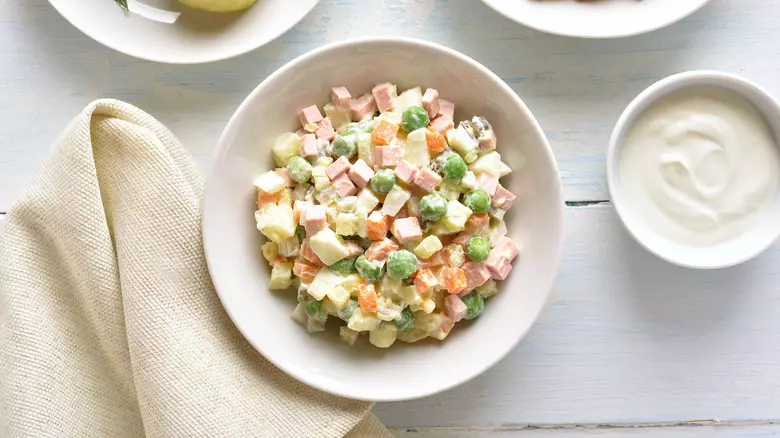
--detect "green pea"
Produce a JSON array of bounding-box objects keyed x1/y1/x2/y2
[
  {"x1": 466, "y1": 236, "x2": 491, "y2": 263},
  {"x1": 303, "y1": 300, "x2": 324, "y2": 319},
  {"x1": 386, "y1": 250, "x2": 418, "y2": 280},
  {"x1": 296, "y1": 225, "x2": 306, "y2": 242},
  {"x1": 332, "y1": 135, "x2": 357, "y2": 158},
  {"x1": 462, "y1": 292, "x2": 485, "y2": 320},
  {"x1": 338, "y1": 299, "x2": 359, "y2": 322},
  {"x1": 330, "y1": 258, "x2": 355, "y2": 276},
  {"x1": 354, "y1": 254, "x2": 384, "y2": 283},
  {"x1": 441, "y1": 154, "x2": 467, "y2": 182},
  {"x1": 463, "y1": 188, "x2": 491, "y2": 214},
  {"x1": 394, "y1": 308, "x2": 415, "y2": 332},
  {"x1": 419, "y1": 193, "x2": 448, "y2": 221},
  {"x1": 401, "y1": 105, "x2": 430, "y2": 133},
  {"x1": 370, "y1": 169, "x2": 396, "y2": 194},
  {"x1": 287, "y1": 156, "x2": 312, "y2": 183}
]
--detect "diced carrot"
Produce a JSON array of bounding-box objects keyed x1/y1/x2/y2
[
  {"x1": 274, "y1": 256, "x2": 290, "y2": 265},
  {"x1": 358, "y1": 283, "x2": 378, "y2": 313},
  {"x1": 256, "y1": 188, "x2": 279, "y2": 207},
  {"x1": 372, "y1": 119, "x2": 399, "y2": 146},
  {"x1": 293, "y1": 259, "x2": 320, "y2": 282},
  {"x1": 366, "y1": 238, "x2": 399, "y2": 262},
  {"x1": 366, "y1": 212, "x2": 390, "y2": 241},
  {"x1": 414, "y1": 268, "x2": 439, "y2": 294},
  {"x1": 425, "y1": 127, "x2": 448, "y2": 155},
  {"x1": 466, "y1": 213, "x2": 490, "y2": 233},
  {"x1": 441, "y1": 267, "x2": 467, "y2": 295}
]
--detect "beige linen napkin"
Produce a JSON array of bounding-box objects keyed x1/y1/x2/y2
[{"x1": 0, "y1": 99, "x2": 391, "y2": 438}]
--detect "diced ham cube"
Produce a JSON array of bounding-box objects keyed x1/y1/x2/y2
[
  {"x1": 375, "y1": 145, "x2": 402, "y2": 167},
  {"x1": 344, "y1": 240, "x2": 364, "y2": 258},
  {"x1": 332, "y1": 173, "x2": 357, "y2": 197},
  {"x1": 461, "y1": 261, "x2": 491, "y2": 291},
  {"x1": 444, "y1": 294, "x2": 468, "y2": 322},
  {"x1": 485, "y1": 248, "x2": 512, "y2": 280},
  {"x1": 298, "y1": 105, "x2": 323, "y2": 127},
  {"x1": 492, "y1": 185, "x2": 516, "y2": 210},
  {"x1": 315, "y1": 117, "x2": 336, "y2": 141},
  {"x1": 394, "y1": 160, "x2": 418, "y2": 185},
  {"x1": 479, "y1": 131, "x2": 497, "y2": 151},
  {"x1": 452, "y1": 232, "x2": 473, "y2": 247},
  {"x1": 295, "y1": 128, "x2": 307, "y2": 139},
  {"x1": 366, "y1": 238, "x2": 399, "y2": 262},
  {"x1": 351, "y1": 93, "x2": 377, "y2": 121},
  {"x1": 391, "y1": 217, "x2": 422, "y2": 243},
  {"x1": 302, "y1": 205, "x2": 327, "y2": 235},
  {"x1": 331, "y1": 86, "x2": 352, "y2": 111},
  {"x1": 414, "y1": 167, "x2": 442, "y2": 193},
  {"x1": 299, "y1": 133, "x2": 318, "y2": 158},
  {"x1": 326, "y1": 156, "x2": 352, "y2": 179},
  {"x1": 429, "y1": 116, "x2": 454, "y2": 135},
  {"x1": 421, "y1": 88, "x2": 440, "y2": 120},
  {"x1": 275, "y1": 168, "x2": 295, "y2": 187},
  {"x1": 372, "y1": 82, "x2": 395, "y2": 113},
  {"x1": 348, "y1": 159, "x2": 375, "y2": 188},
  {"x1": 293, "y1": 259, "x2": 320, "y2": 282},
  {"x1": 300, "y1": 239, "x2": 325, "y2": 266},
  {"x1": 493, "y1": 236, "x2": 520, "y2": 262},
  {"x1": 437, "y1": 99, "x2": 455, "y2": 120},
  {"x1": 475, "y1": 172, "x2": 499, "y2": 196}
]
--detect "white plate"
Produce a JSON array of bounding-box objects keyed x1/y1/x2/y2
[
  {"x1": 202, "y1": 38, "x2": 564, "y2": 401},
  {"x1": 47, "y1": 0, "x2": 319, "y2": 64},
  {"x1": 481, "y1": 0, "x2": 711, "y2": 38}
]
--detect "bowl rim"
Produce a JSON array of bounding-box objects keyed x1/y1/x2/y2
[
  {"x1": 203, "y1": 37, "x2": 564, "y2": 401},
  {"x1": 46, "y1": 0, "x2": 320, "y2": 64},
  {"x1": 607, "y1": 70, "x2": 780, "y2": 270}
]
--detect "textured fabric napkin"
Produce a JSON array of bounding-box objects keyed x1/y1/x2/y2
[{"x1": 0, "y1": 99, "x2": 391, "y2": 437}]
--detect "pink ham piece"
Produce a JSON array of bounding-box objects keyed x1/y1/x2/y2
[
  {"x1": 479, "y1": 131, "x2": 497, "y2": 151},
  {"x1": 414, "y1": 166, "x2": 441, "y2": 193},
  {"x1": 351, "y1": 93, "x2": 377, "y2": 121},
  {"x1": 344, "y1": 240, "x2": 364, "y2": 258},
  {"x1": 393, "y1": 159, "x2": 418, "y2": 185},
  {"x1": 492, "y1": 185, "x2": 516, "y2": 210},
  {"x1": 444, "y1": 294, "x2": 468, "y2": 322},
  {"x1": 274, "y1": 168, "x2": 295, "y2": 187},
  {"x1": 493, "y1": 236, "x2": 520, "y2": 262},
  {"x1": 452, "y1": 232, "x2": 473, "y2": 247},
  {"x1": 298, "y1": 105, "x2": 323, "y2": 127},
  {"x1": 374, "y1": 145, "x2": 402, "y2": 167},
  {"x1": 391, "y1": 217, "x2": 422, "y2": 243},
  {"x1": 372, "y1": 83, "x2": 395, "y2": 113},
  {"x1": 421, "y1": 88, "x2": 440, "y2": 120},
  {"x1": 348, "y1": 159, "x2": 375, "y2": 188},
  {"x1": 461, "y1": 261, "x2": 491, "y2": 291},
  {"x1": 331, "y1": 86, "x2": 352, "y2": 111},
  {"x1": 332, "y1": 173, "x2": 357, "y2": 197},
  {"x1": 295, "y1": 128, "x2": 307, "y2": 139},
  {"x1": 438, "y1": 99, "x2": 455, "y2": 120},
  {"x1": 429, "y1": 116, "x2": 454, "y2": 135},
  {"x1": 315, "y1": 117, "x2": 336, "y2": 141},
  {"x1": 299, "y1": 133, "x2": 318, "y2": 158},
  {"x1": 475, "y1": 172, "x2": 499, "y2": 196},
  {"x1": 326, "y1": 156, "x2": 352, "y2": 180},
  {"x1": 302, "y1": 205, "x2": 327, "y2": 236}
]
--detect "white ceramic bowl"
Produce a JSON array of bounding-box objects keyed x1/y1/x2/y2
[
  {"x1": 480, "y1": 0, "x2": 711, "y2": 38},
  {"x1": 608, "y1": 71, "x2": 780, "y2": 269},
  {"x1": 48, "y1": 0, "x2": 319, "y2": 64},
  {"x1": 203, "y1": 38, "x2": 564, "y2": 401}
]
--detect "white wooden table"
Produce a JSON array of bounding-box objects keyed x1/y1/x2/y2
[{"x1": 2, "y1": 0, "x2": 780, "y2": 436}]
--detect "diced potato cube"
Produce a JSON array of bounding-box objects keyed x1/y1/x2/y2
[
  {"x1": 376, "y1": 111, "x2": 402, "y2": 127},
  {"x1": 445, "y1": 244, "x2": 466, "y2": 268},
  {"x1": 272, "y1": 132, "x2": 301, "y2": 167},
  {"x1": 446, "y1": 125, "x2": 478, "y2": 157},
  {"x1": 261, "y1": 241, "x2": 279, "y2": 262},
  {"x1": 476, "y1": 279, "x2": 499, "y2": 299},
  {"x1": 309, "y1": 228, "x2": 349, "y2": 266},
  {"x1": 340, "y1": 326, "x2": 360, "y2": 346},
  {"x1": 421, "y1": 298, "x2": 436, "y2": 314},
  {"x1": 470, "y1": 151, "x2": 512, "y2": 177},
  {"x1": 307, "y1": 317, "x2": 326, "y2": 333},
  {"x1": 255, "y1": 203, "x2": 296, "y2": 243},
  {"x1": 356, "y1": 188, "x2": 380, "y2": 213},
  {"x1": 369, "y1": 323, "x2": 398, "y2": 348},
  {"x1": 253, "y1": 170, "x2": 286, "y2": 194},
  {"x1": 324, "y1": 103, "x2": 351, "y2": 131},
  {"x1": 379, "y1": 275, "x2": 404, "y2": 301},
  {"x1": 357, "y1": 133, "x2": 375, "y2": 168},
  {"x1": 397, "y1": 327, "x2": 429, "y2": 343},
  {"x1": 311, "y1": 166, "x2": 330, "y2": 190},
  {"x1": 393, "y1": 87, "x2": 423, "y2": 114},
  {"x1": 292, "y1": 183, "x2": 312, "y2": 202},
  {"x1": 382, "y1": 185, "x2": 412, "y2": 216},
  {"x1": 414, "y1": 235, "x2": 443, "y2": 259},
  {"x1": 403, "y1": 128, "x2": 430, "y2": 166},
  {"x1": 414, "y1": 311, "x2": 446, "y2": 333},
  {"x1": 316, "y1": 156, "x2": 334, "y2": 167},
  {"x1": 291, "y1": 303, "x2": 308, "y2": 326},
  {"x1": 278, "y1": 237, "x2": 300, "y2": 258},
  {"x1": 335, "y1": 213, "x2": 360, "y2": 236},
  {"x1": 376, "y1": 297, "x2": 403, "y2": 322},
  {"x1": 277, "y1": 188, "x2": 293, "y2": 207},
  {"x1": 327, "y1": 285, "x2": 351, "y2": 310},
  {"x1": 309, "y1": 268, "x2": 343, "y2": 300},
  {"x1": 489, "y1": 219, "x2": 508, "y2": 246},
  {"x1": 348, "y1": 308, "x2": 381, "y2": 332},
  {"x1": 356, "y1": 211, "x2": 368, "y2": 238},
  {"x1": 269, "y1": 262, "x2": 293, "y2": 290},
  {"x1": 442, "y1": 200, "x2": 472, "y2": 232},
  {"x1": 461, "y1": 171, "x2": 476, "y2": 189},
  {"x1": 402, "y1": 285, "x2": 423, "y2": 310},
  {"x1": 340, "y1": 274, "x2": 361, "y2": 294},
  {"x1": 336, "y1": 196, "x2": 358, "y2": 212}
]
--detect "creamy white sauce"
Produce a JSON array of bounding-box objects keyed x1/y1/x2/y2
[{"x1": 618, "y1": 86, "x2": 780, "y2": 247}]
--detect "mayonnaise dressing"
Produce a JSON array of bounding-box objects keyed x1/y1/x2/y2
[{"x1": 618, "y1": 86, "x2": 780, "y2": 247}]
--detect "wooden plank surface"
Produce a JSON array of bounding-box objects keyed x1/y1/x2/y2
[{"x1": 2, "y1": 0, "x2": 780, "y2": 209}]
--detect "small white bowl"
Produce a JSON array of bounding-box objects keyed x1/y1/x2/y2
[
  {"x1": 607, "y1": 71, "x2": 780, "y2": 269},
  {"x1": 48, "y1": 0, "x2": 319, "y2": 64},
  {"x1": 203, "y1": 38, "x2": 564, "y2": 401}
]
